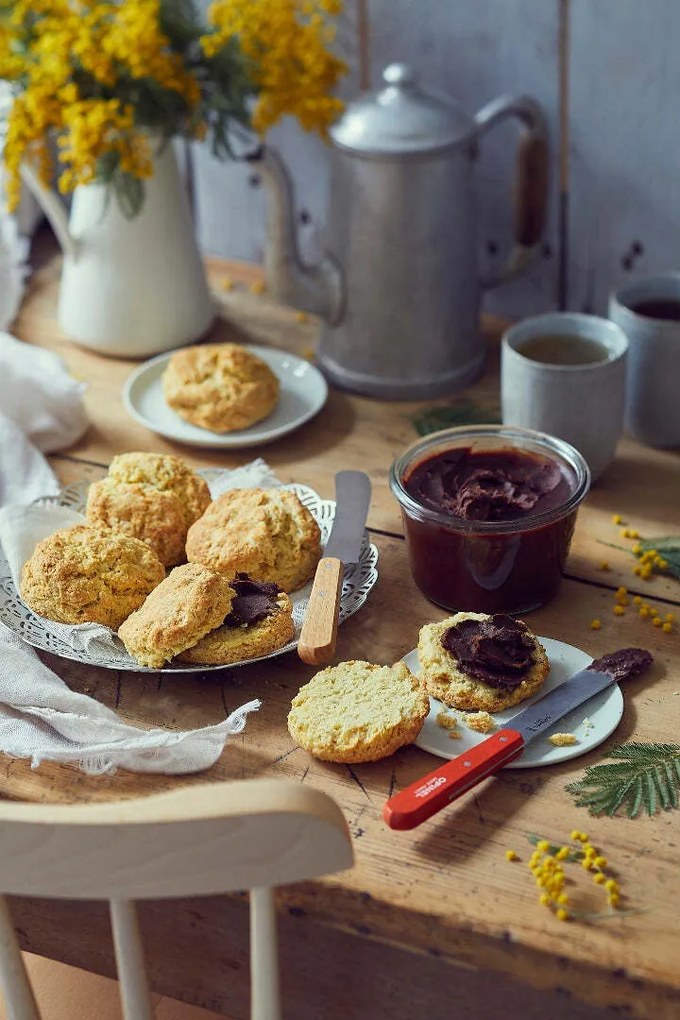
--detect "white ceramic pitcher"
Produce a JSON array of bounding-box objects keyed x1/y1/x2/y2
[{"x1": 21, "y1": 143, "x2": 215, "y2": 358}]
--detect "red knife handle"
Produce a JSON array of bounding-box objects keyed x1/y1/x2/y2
[{"x1": 383, "y1": 728, "x2": 525, "y2": 830}]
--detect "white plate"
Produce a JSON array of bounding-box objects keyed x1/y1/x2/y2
[
  {"x1": 122, "y1": 345, "x2": 328, "y2": 448},
  {"x1": 407, "y1": 636, "x2": 624, "y2": 768},
  {"x1": 0, "y1": 475, "x2": 378, "y2": 673}
]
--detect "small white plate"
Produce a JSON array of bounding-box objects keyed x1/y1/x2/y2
[
  {"x1": 407, "y1": 636, "x2": 624, "y2": 768},
  {"x1": 122, "y1": 345, "x2": 328, "y2": 448}
]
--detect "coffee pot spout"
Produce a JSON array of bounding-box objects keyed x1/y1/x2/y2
[{"x1": 257, "y1": 147, "x2": 343, "y2": 324}]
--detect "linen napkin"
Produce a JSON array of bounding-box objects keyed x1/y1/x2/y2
[{"x1": 0, "y1": 336, "x2": 265, "y2": 774}]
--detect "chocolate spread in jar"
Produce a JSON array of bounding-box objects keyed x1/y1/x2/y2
[
  {"x1": 405, "y1": 448, "x2": 573, "y2": 522},
  {"x1": 401, "y1": 446, "x2": 579, "y2": 614},
  {"x1": 224, "y1": 573, "x2": 281, "y2": 627},
  {"x1": 587, "y1": 647, "x2": 653, "y2": 682},
  {"x1": 441, "y1": 614, "x2": 536, "y2": 690}
]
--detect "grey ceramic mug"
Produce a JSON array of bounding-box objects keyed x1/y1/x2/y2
[
  {"x1": 609, "y1": 273, "x2": 680, "y2": 448},
  {"x1": 501, "y1": 313, "x2": 628, "y2": 481}
]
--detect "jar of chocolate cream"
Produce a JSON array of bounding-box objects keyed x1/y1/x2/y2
[{"x1": 390, "y1": 425, "x2": 590, "y2": 614}]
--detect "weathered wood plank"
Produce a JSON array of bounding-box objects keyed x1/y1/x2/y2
[{"x1": 568, "y1": 0, "x2": 680, "y2": 312}]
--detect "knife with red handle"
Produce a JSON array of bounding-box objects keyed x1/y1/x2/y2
[{"x1": 383, "y1": 647, "x2": 653, "y2": 831}]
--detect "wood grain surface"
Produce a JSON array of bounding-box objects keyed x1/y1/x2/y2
[{"x1": 5, "y1": 235, "x2": 680, "y2": 1020}]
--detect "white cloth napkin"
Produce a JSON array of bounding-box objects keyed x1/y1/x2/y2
[{"x1": 0, "y1": 337, "x2": 268, "y2": 774}]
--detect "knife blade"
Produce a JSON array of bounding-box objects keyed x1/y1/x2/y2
[
  {"x1": 383, "y1": 647, "x2": 653, "y2": 830},
  {"x1": 297, "y1": 470, "x2": 371, "y2": 665}
]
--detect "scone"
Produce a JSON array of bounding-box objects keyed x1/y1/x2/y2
[
  {"x1": 162, "y1": 343, "x2": 280, "y2": 433},
  {"x1": 118, "y1": 562, "x2": 234, "y2": 669},
  {"x1": 287, "y1": 660, "x2": 429, "y2": 763},
  {"x1": 177, "y1": 574, "x2": 295, "y2": 664},
  {"x1": 186, "y1": 488, "x2": 321, "y2": 592},
  {"x1": 107, "y1": 452, "x2": 211, "y2": 528},
  {"x1": 20, "y1": 525, "x2": 165, "y2": 629},
  {"x1": 417, "y1": 612, "x2": 549, "y2": 712},
  {"x1": 86, "y1": 480, "x2": 186, "y2": 567}
]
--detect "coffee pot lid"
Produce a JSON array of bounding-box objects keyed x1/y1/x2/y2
[{"x1": 330, "y1": 63, "x2": 474, "y2": 156}]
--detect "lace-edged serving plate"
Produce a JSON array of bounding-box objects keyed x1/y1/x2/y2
[{"x1": 0, "y1": 472, "x2": 379, "y2": 673}]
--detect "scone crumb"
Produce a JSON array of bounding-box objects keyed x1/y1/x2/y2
[
  {"x1": 436, "y1": 711, "x2": 458, "y2": 731},
  {"x1": 464, "y1": 711, "x2": 496, "y2": 734},
  {"x1": 548, "y1": 732, "x2": 578, "y2": 747}
]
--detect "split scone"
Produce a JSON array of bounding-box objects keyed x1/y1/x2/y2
[
  {"x1": 162, "y1": 343, "x2": 280, "y2": 433},
  {"x1": 20, "y1": 524, "x2": 165, "y2": 629},
  {"x1": 177, "y1": 573, "x2": 295, "y2": 665},
  {"x1": 86, "y1": 481, "x2": 186, "y2": 567},
  {"x1": 417, "y1": 612, "x2": 549, "y2": 713},
  {"x1": 106, "y1": 451, "x2": 211, "y2": 528},
  {"x1": 186, "y1": 487, "x2": 321, "y2": 592},
  {"x1": 287, "y1": 660, "x2": 429, "y2": 763},
  {"x1": 118, "y1": 562, "x2": 234, "y2": 668}
]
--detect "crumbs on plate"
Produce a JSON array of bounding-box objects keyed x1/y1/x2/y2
[
  {"x1": 464, "y1": 711, "x2": 496, "y2": 734},
  {"x1": 548, "y1": 732, "x2": 578, "y2": 747},
  {"x1": 436, "y1": 711, "x2": 462, "y2": 739}
]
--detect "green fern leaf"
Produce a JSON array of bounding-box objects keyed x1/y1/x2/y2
[
  {"x1": 565, "y1": 742, "x2": 680, "y2": 818},
  {"x1": 411, "y1": 401, "x2": 500, "y2": 436}
]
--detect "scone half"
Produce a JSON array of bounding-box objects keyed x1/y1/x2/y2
[
  {"x1": 288, "y1": 660, "x2": 429, "y2": 763},
  {"x1": 118, "y1": 563, "x2": 233, "y2": 669},
  {"x1": 418, "y1": 612, "x2": 549, "y2": 713}
]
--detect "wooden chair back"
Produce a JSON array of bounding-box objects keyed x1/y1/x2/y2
[{"x1": 0, "y1": 779, "x2": 353, "y2": 1020}]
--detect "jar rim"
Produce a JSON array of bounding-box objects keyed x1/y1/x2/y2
[{"x1": 389, "y1": 424, "x2": 591, "y2": 534}]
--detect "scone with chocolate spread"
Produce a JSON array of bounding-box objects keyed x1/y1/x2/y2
[
  {"x1": 118, "y1": 562, "x2": 234, "y2": 668},
  {"x1": 20, "y1": 524, "x2": 165, "y2": 629},
  {"x1": 186, "y1": 487, "x2": 321, "y2": 592},
  {"x1": 177, "y1": 573, "x2": 294, "y2": 665},
  {"x1": 162, "y1": 343, "x2": 280, "y2": 433},
  {"x1": 417, "y1": 612, "x2": 549, "y2": 712}
]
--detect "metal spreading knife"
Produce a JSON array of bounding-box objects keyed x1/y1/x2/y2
[
  {"x1": 383, "y1": 647, "x2": 653, "y2": 830},
  {"x1": 298, "y1": 470, "x2": 372, "y2": 666}
]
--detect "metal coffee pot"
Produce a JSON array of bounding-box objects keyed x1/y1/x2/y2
[{"x1": 259, "y1": 63, "x2": 548, "y2": 399}]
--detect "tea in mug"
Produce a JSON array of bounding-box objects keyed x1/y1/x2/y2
[
  {"x1": 517, "y1": 335, "x2": 609, "y2": 366},
  {"x1": 629, "y1": 299, "x2": 680, "y2": 321}
]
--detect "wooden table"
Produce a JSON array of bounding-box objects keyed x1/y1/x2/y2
[{"x1": 6, "y1": 235, "x2": 680, "y2": 1020}]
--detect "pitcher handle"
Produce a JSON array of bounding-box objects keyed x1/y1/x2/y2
[
  {"x1": 473, "y1": 95, "x2": 549, "y2": 289},
  {"x1": 19, "y1": 162, "x2": 76, "y2": 258}
]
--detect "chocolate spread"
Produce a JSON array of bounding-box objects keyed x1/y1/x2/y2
[
  {"x1": 441, "y1": 614, "x2": 536, "y2": 690},
  {"x1": 404, "y1": 447, "x2": 572, "y2": 523},
  {"x1": 224, "y1": 573, "x2": 281, "y2": 627},
  {"x1": 587, "y1": 647, "x2": 653, "y2": 683},
  {"x1": 399, "y1": 445, "x2": 581, "y2": 614}
]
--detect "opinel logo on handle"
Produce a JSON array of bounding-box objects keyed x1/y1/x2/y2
[
  {"x1": 297, "y1": 557, "x2": 344, "y2": 665},
  {"x1": 383, "y1": 728, "x2": 525, "y2": 830}
]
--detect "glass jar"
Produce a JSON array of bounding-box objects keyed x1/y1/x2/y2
[{"x1": 389, "y1": 425, "x2": 590, "y2": 614}]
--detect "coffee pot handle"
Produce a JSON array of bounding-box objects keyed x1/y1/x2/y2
[{"x1": 473, "y1": 95, "x2": 549, "y2": 289}]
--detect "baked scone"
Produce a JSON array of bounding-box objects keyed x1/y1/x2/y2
[
  {"x1": 118, "y1": 562, "x2": 234, "y2": 669},
  {"x1": 20, "y1": 524, "x2": 165, "y2": 629},
  {"x1": 186, "y1": 488, "x2": 321, "y2": 592},
  {"x1": 162, "y1": 343, "x2": 280, "y2": 433},
  {"x1": 107, "y1": 452, "x2": 211, "y2": 528},
  {"x1": 177, "y1": 574, "x2": 295, "y2": 664},
  {"x1": 287, "y1": 660, "x2": 429, "y2": 763},
  {"x1": 417, "y1": 612, "x2": 549, "y2": 712},
  {"x1": 86, "y1": 480, "x2": 186, "y2": 567}
]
